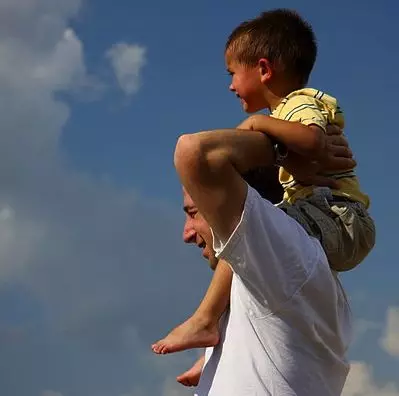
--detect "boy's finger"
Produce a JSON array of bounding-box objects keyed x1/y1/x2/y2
[
  {"x1": 328, "y1": 145, "x2": 353, "y2": 158},
  {"x1": 327, "y1": 135, "x2": 350, "y2": 147},
  {"x1": 324, "y1": 157, "x2": 357, "y2": 171}
]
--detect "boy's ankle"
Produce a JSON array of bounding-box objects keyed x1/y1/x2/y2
[{"x1": 192, "y1": 311, "x2": 219, "y2": 328}]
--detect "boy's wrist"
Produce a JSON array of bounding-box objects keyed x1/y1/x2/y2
[
  {"x1": 272, "y1": 140, "x2": 288, "y2": 166},
  {"x1": 249, "y1": 114, "x2": 270, "y2": 132}
]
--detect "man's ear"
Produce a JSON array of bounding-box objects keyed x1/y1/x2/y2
[{"x1": 259, "y1": 58, "x2": 272, "y2": 83}]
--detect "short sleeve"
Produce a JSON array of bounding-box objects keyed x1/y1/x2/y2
[
  {"x1": 211, "y1": 186, "x2": 323, "y2": 312},
  {"x1": 279, "y1": 95, "x2": 327, "y2": 132}
]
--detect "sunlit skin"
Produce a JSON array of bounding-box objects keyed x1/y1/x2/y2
[{"x1": 151, "y1": 189, "x2": 221, "y2": 355}]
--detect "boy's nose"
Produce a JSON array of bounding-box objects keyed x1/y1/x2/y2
[{"x1": 229, "y1": 83, "x2": 235, "y2": 92}]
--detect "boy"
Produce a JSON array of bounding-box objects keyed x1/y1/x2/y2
[{"x1": 152, "y1": 8, "x2": 375, "y2": 355}]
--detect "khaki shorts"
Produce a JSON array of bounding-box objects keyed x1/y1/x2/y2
[{"x1": 277, "y1": 187, "x2": 376, "y2": 271}]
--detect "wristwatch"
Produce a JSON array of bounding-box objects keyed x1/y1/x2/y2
[{"x1": 273, "y1": 141, "x2": 288, "y2": 166}]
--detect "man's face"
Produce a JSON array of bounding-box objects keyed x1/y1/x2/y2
[
  {"x1": 226, "y1": 53, "x2": 267, "y2": 114},
  {"x1": 182, "y1": 189, "x2": 219, "y2": 270}
]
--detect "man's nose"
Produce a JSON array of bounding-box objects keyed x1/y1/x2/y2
[
  {"x1": 183, "y1": 221, "x2": 196, "y2": 244},
  {"x1": 229, "y1": 83, "x2": 235, "y2": 92}
]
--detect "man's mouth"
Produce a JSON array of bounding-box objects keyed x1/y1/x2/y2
[{"x1": 198, "y1": 242, "x2": 208, "y2": 257}]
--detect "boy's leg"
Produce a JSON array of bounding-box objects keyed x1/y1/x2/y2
[
  {"x1": 176, "y1": 354, "x2": 205, "y2": 387},
  {"x1": 327, "y1": 199, "x2": 375, "y2": 270},
  {"x1": 279, "y1": 187, "x2": 376, "y2": 271},
  {"x1": 152, "y1": 259, "x2": 232, "y2": 354}
]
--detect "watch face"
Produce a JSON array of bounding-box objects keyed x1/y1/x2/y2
[{"x1": 277, "y1": 143, "x2": 288, "y2": 157}]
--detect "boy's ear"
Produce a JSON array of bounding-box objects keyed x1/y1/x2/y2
[{"x1": 258, "y1": 58, "x2": 272, "y2": 83}]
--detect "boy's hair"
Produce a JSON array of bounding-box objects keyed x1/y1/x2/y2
[{"x1": 226, "y1": 9, "x2": 317, "y2": 87}]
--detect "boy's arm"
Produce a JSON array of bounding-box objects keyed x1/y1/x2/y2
[{"x1": 238, "y1": 114, "x2": 325, "y2": 159}]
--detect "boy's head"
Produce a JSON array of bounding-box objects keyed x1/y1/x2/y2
[{"x1": 225, "y1": 9, "x2": 317, "y2": 113}]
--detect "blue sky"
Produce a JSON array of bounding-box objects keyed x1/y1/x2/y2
[{"x1": 0, "y1": 0, "x2": 398, "y2": 395}]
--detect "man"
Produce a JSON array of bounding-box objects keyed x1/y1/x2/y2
[{"x1": 173, "y1": 127, "x2": 355, "y2": 395}]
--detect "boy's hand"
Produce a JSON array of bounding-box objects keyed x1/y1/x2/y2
[
  {"x1": 236, "y1": 116, "x2": 256, "y2": 131},
  {"x1": 322, "y1": 125, "x2": 356, "y2": 171},
  {"x1": 237, "y1": 118, "x2": 355, "y2": 188},
  {"x1": 283, "y1": 125, "x2": 356, "y2": 188}
]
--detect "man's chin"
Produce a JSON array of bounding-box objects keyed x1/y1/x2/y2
[
  {"x1": 209, "y1": 257, "x2": 218, "y2": 271},
  {"x1": 202, "y1": 249, "x2": 218, "y2": 270}
]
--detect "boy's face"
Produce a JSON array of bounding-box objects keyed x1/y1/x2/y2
[{"x1": 226, "y1": 53, "x2": 267, "y2": 113}]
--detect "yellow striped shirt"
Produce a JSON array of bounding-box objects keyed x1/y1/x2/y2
[{"x1": 271, "y1": 88, "x2": 369, "y2": 207}]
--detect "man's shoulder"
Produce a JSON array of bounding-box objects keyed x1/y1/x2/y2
[
  {"x1": 213, "y1": 185, "x2": 321, "y2": 263},
  {"x1": 212, "y1": 185, "x2": 325, "y2": 311}
]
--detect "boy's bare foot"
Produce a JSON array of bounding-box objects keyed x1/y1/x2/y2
[
  {"x1": 151, "y1": 316, "x2": 219, "y2": 354},
  {"x1": 176, "y1": 355, "x2": 205, "y2": 387}
]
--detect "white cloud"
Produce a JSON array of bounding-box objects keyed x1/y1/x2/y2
[
  {"x1": 342, "y1": 361, "x2": 399, "y2": 396},
  {"x1": 0, "y1": 1, "x2": 206, "y2": 395},
  {"x1": 343, "y1": 307, "x2": 399, "y2": 396},
  {"x1": 5, "y1": 2, "x2": 396, "y2": 396},
  {"x1": 32, "y1": 28, "x2": 86, "y2": 90},
  {"x1": 353, "y1": 318, "x2": 382, "y2": 343},
  {"x1": 106, "y1": 42, "x2": 147, "y2": 95},
  {"x1": 380, "y1": 306, "x2": 399, "y2": 357}
]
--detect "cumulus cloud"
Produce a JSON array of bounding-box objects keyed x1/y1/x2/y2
[
  {"x1": 0, "y1": 1, "x2": 206, "y2": 395},
  {"x1": 342, "y1": 361, "x2": 399, "y2": 396},
  {"x1": 353, "y1": 318, "x2": 382, "y2": 343},
  {"x1": 2, "y1": 1, "x2": 394, "y2": 396},
  {"x1": 32, "y1": 28, "x2": 86, "y2": 90},
  {"x1": 342, "y1": 307, "x2": 399, "y2": 396},
  {"x1": 106, "y1": 43, "x2": 147, "y2": 95},
  {"x1": 380, "y1": 306, "x2": 399, "y2": 357}
]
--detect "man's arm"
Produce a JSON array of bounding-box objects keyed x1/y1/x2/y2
[
  {"x1": 174, "y1": 124, "x2": 355, "y2": 242},
  {"x1": 238, "y1": 114, "x2": 325, "y2": 159},
  {"x1": 174, "y1": 129, "x2": 275, "y2": 242}
]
